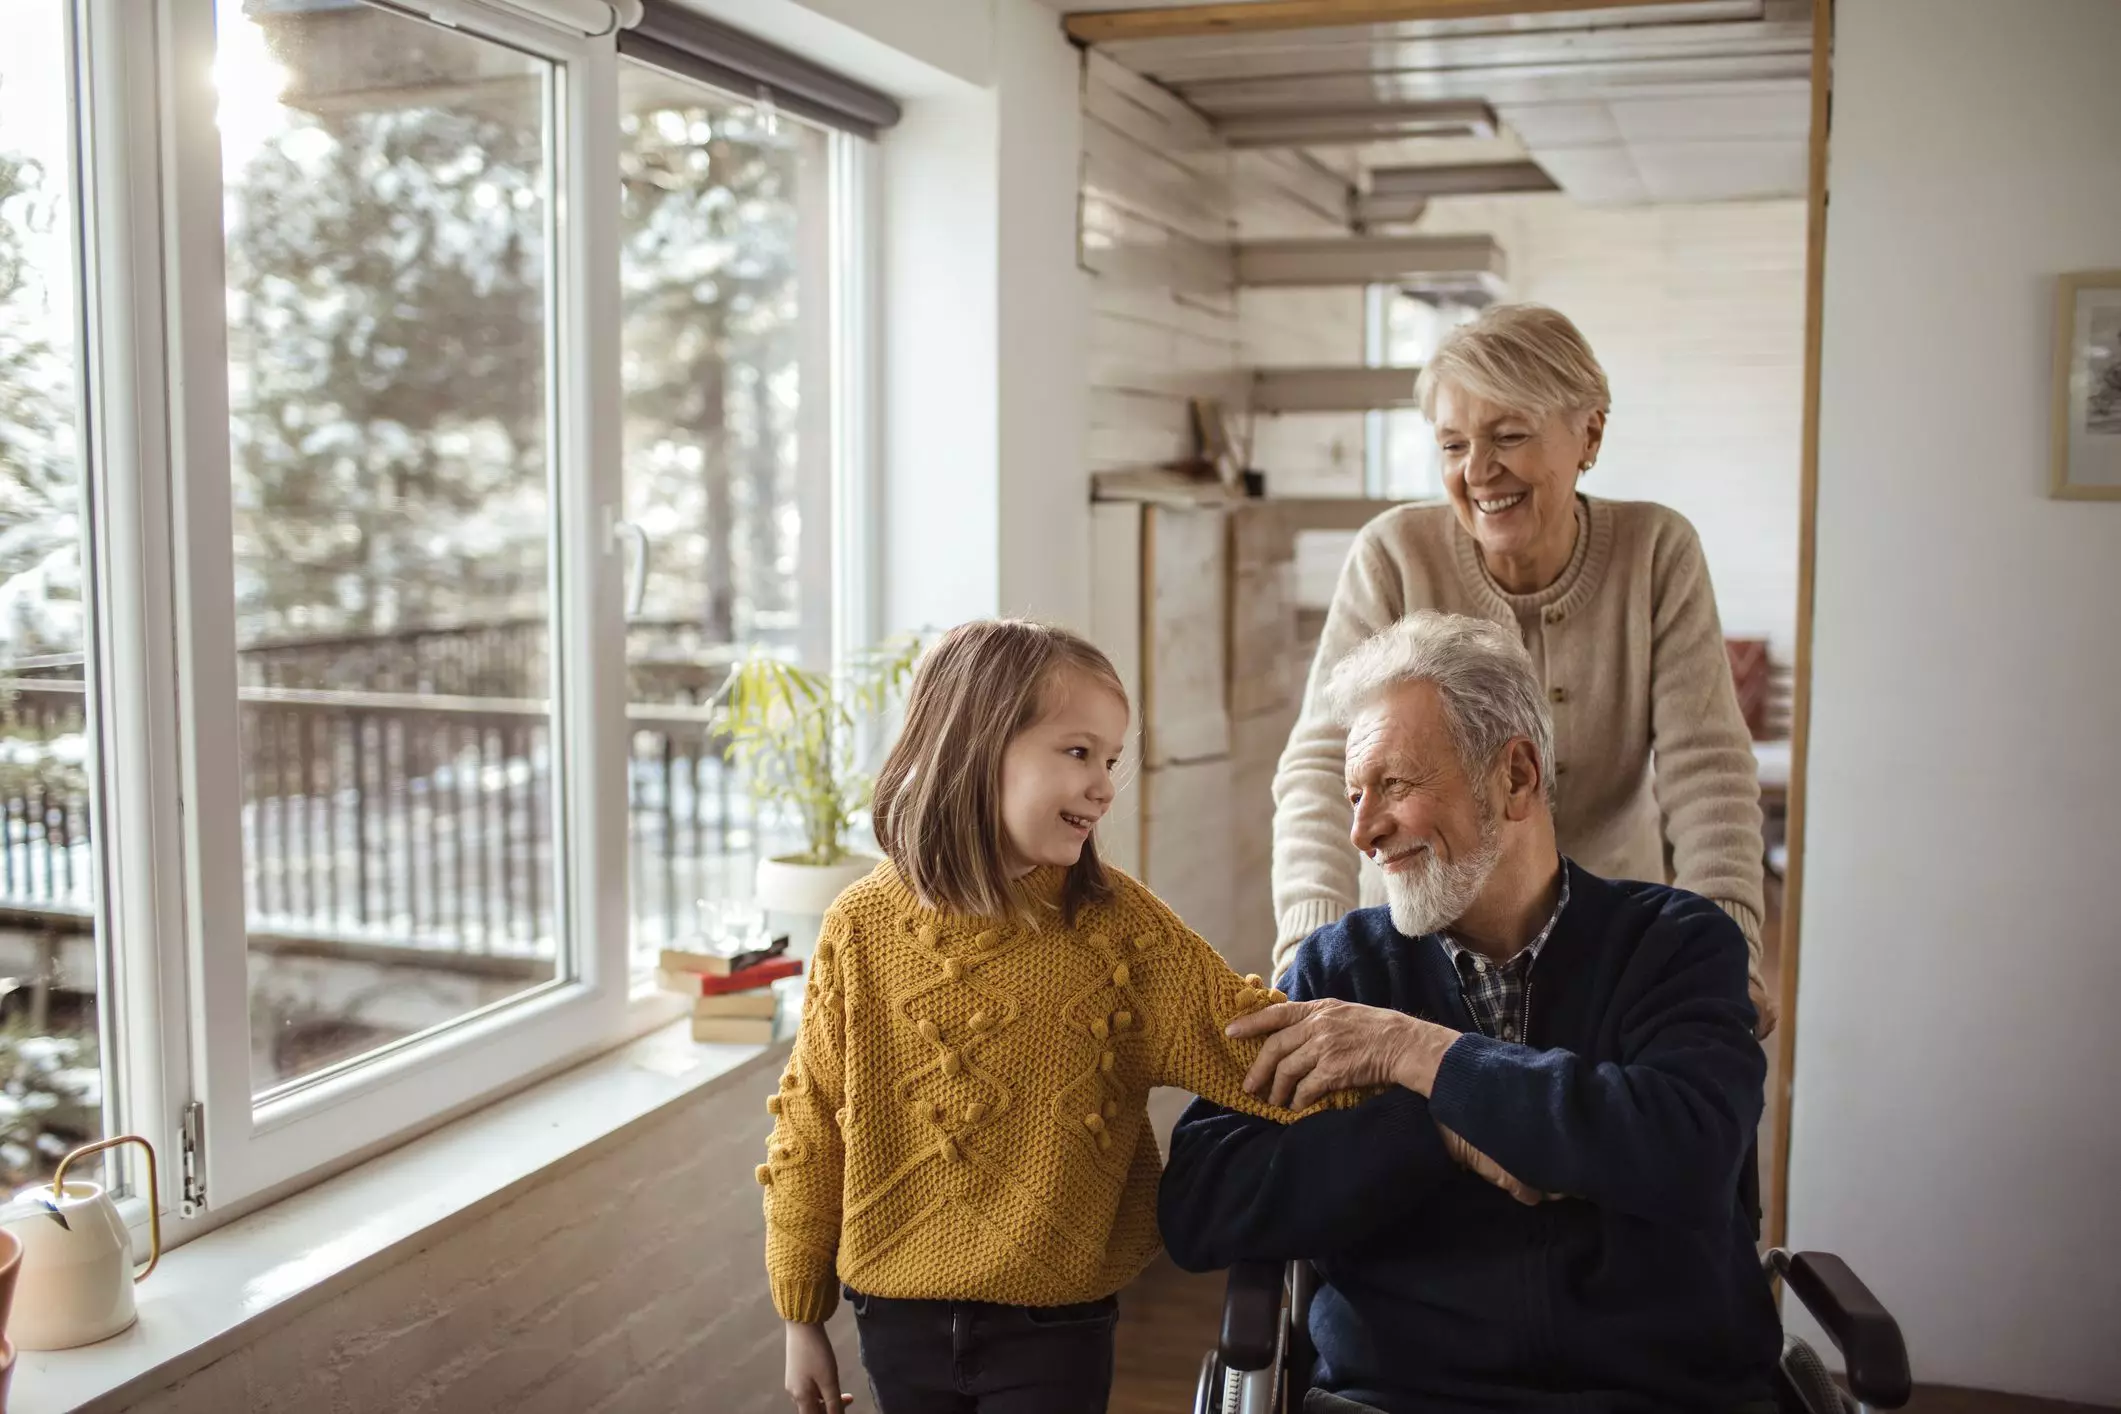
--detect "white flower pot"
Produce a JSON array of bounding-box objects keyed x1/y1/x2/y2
[{"x1": 755, "y1": 853, "x2": 879, "y2": 957}]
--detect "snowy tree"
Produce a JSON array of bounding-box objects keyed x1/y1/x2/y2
[
  {"x1": 617, "y1": 95, "x2": 805, "y2": 653},
  {"x1": 0, "y1": 141, "x2": 84, "y2": 663}
]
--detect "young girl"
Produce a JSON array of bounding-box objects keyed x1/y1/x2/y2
[{"x1": 759, "y1": 619, "x2": 1327, "y2": 1414}]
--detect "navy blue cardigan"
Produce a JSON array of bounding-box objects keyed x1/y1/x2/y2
[{"x1": 1159, "y1": 863, "x2": 1781, "y2": 1413}]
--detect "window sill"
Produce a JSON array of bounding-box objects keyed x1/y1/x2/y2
[{"x1": 10, "y1": 1020, "x2": 790, "y2": 1414}]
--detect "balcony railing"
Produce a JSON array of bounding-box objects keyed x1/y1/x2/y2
[{"x1": 0, "y1": 622, "x2": 774, "y2": 963}]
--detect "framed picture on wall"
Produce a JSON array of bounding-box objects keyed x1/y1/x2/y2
[{"x1": 2051, "y1": 270, "x2": 2121, "y2": 499}]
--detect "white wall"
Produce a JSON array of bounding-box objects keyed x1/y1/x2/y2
[
  {"x1": 1788, "y1": 0, "x2": 2121, "y2": 1402},
  {"x1": 995, "y1": 0, "x2": 1092, "y2": 628},
  {"x1": 1417, "y1": 194, "x2": 1808, "y2": 659}
]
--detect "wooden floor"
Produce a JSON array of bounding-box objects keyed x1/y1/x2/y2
[{"x1": 1112, "y1": 1255, "x2": 1225, "y2": 1414}]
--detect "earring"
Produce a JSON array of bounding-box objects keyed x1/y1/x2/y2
[{"x1": 1579, "y1": 459, "x2": 1594, "y2": 471}]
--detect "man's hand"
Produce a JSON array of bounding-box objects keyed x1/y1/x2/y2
[
  {"x1": 1749, "y1": 974, "x2": 1779, "y2": 1039},
  {"x1": 1226, "y1": 998, "x2": 1461, "y2": 1110},
  {"x1": 1437, "y1": 1122, "x2": 1547, "y2": 1205},
  {"x1": 784, "y1": 1321, "x2": 854, "y2": 1411}
]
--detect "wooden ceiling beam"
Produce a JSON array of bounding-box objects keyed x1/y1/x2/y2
[
  {"x1": 1064, "y1": 0, "x2": 1729, "y2": 48},
  {"x1": 1216, "y1": 99, "x2": 1498, "y2": 147},
  {"x1": 1252, "y1": 365, "x2": 1425, "y2": 413},
  {"x1": 1367, "y1": 159, "x2": 1558, "y2": 198},
  {"x1": 1233, "y1": 232, "x2": 1506, "y2": 290}
]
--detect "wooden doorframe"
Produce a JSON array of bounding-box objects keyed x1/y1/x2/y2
[
  {"x1": 1767, "y1": 0, "x2": 1833, "y2": 1251},
  {"x1": 1065, "y1": 0, "x2": 1837, "y2": 1248}
]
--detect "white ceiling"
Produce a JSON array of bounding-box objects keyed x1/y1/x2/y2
[{"x1": 1074, "y1": 1, "x2": 1814, "y2": 206}]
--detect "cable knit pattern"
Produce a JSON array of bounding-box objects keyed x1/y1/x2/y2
[
  {"x1": 759, "y1": 861, "x2": 1328, "y2": 1322},
  {"x1": 1270, "y1": 495, "x2": 1766, "y2": 984}
]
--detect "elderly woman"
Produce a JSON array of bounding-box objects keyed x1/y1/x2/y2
[{"x1": 1271, "y1": 303, "x2": 1774, "y2": 1032}]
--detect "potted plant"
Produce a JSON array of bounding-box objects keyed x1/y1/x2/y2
[{"x1": 715, "y1": 636, "x2": 923, "y2": 944}]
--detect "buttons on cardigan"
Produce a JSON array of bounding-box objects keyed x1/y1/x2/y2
[
  {"x1": 1549, "y1": 685, "x2": 1567, "y2": 704},
  {"x1": 1556, "y1": 761, "x2": 1570, "y2": 778},
  {"x1": 1543, "y1": 606, "x2": 1566, "y2": 624}
]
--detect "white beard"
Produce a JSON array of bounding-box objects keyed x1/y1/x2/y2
[{"x1": 1381, "y1": 811, "x2": 1502, "y2": 938}]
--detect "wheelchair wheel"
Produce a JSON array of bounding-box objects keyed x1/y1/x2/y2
[{"x1": 1781, "y1": 1334, "x2": 1854, "y2": 1414}]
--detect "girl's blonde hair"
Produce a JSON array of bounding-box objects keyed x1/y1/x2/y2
[
  {"x1": 1416, "y1": 303, "x2": 1612, "y2": 424},
  {"x1": 872, "y1": 619, "x2": 1126, "y2": 926}
]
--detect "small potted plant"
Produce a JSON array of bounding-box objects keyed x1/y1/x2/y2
[{"x1": 715, "y1": 636, "x2": 923, "y2": 947}]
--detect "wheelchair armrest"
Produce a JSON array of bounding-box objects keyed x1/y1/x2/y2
[
  {"x1": 1219, "y1": 1260, "x2": 1284, "y2": 1372},
  {"x1": 1774, "y1": 1250, "x2": 1912, "y2": 1409}
]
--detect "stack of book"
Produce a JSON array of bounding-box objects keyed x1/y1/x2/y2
[{"x1": 658, "y1": 941, "x2": 802, "y2": 1045}]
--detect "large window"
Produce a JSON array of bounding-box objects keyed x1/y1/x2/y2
[
  {"x1": 616, "y1": 66, "x2": 832, "y2": 966},
  {"x1": 0, "y1": 0, "x2": 881, "y2": 1229},
  {"x1": 0, "y1": 1, "x2": 104, "y2": 1192},
  {"x1": 217, "y1": 0, "x2": 565, "y2": 1097}
]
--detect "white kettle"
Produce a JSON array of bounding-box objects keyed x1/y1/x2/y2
[{"x1": 1, "y1": 1135, "x2": 163, "y2": 1351}]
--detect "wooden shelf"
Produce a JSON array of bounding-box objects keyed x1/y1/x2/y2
[
  {"x1": 1252, "y1": 365, "x2": 1423, "y2": 413},
  {"x1": 1091, "y1": 467, "x2": 1249, "y2": 507},
  {"x1": 1233, "y1": 233, "x2": 1506, "y2": 294},
  {"x1": 1357, "y1": 161, "x2": 1557, "y2": 224}
]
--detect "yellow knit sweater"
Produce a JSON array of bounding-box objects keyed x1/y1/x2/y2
[{"x1": 758, "y1": 860, "x2": 1321, "y2": 1322}]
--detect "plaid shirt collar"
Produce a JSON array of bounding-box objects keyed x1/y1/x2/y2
[{"x1": 1435, "y1": 860, "x2": 1572, "y2": 1044}]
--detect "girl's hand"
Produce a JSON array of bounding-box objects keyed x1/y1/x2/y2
[{"x1": 784, "y1": 1320, "x2": 855, "y2": 1411}]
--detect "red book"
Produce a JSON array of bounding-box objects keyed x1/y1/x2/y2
[{"x1": 655, "y1": 955, "x2": 800, "y2": 997}]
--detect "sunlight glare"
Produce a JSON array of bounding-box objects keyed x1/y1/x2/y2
[{"x1": 212, "y1": 1, "x2": 291, "y2": 166}]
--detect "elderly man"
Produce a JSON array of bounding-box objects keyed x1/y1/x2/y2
[{"x1": 1159, "y1": 611, "x2": 1780, "y2": 1414}]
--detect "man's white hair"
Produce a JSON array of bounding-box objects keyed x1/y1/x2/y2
[{"x1": 1324, "y1": 611, "x2": 1555, "y2": 802}]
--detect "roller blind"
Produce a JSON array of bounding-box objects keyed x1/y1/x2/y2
[
  {"x1": 617, "y1": 0, "x2": 900, "y2": 137},
  {"x1": 387, "y1": 0, "x2": 641, "y2": 37}
]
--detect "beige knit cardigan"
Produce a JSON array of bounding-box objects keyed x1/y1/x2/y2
[{"x1": 1270, "y1": 496, "x2": 1766, "y2": 985}]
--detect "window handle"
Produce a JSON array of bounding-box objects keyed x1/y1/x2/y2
[{"x1": 613, "y1": 518, "x2": 650, "y2": 622}]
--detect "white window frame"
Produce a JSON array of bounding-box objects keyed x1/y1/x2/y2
[
  {"x1": 32, "y1": 0, "x2": 878, "y2": 1243},
  {"x1": 158, "y1": 0, "x2": 636, "y2": 1213}
]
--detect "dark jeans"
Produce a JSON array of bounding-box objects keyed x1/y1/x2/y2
[{"x1": 845, "y1": 1285, "x2": 1119, "y2": 1414}]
